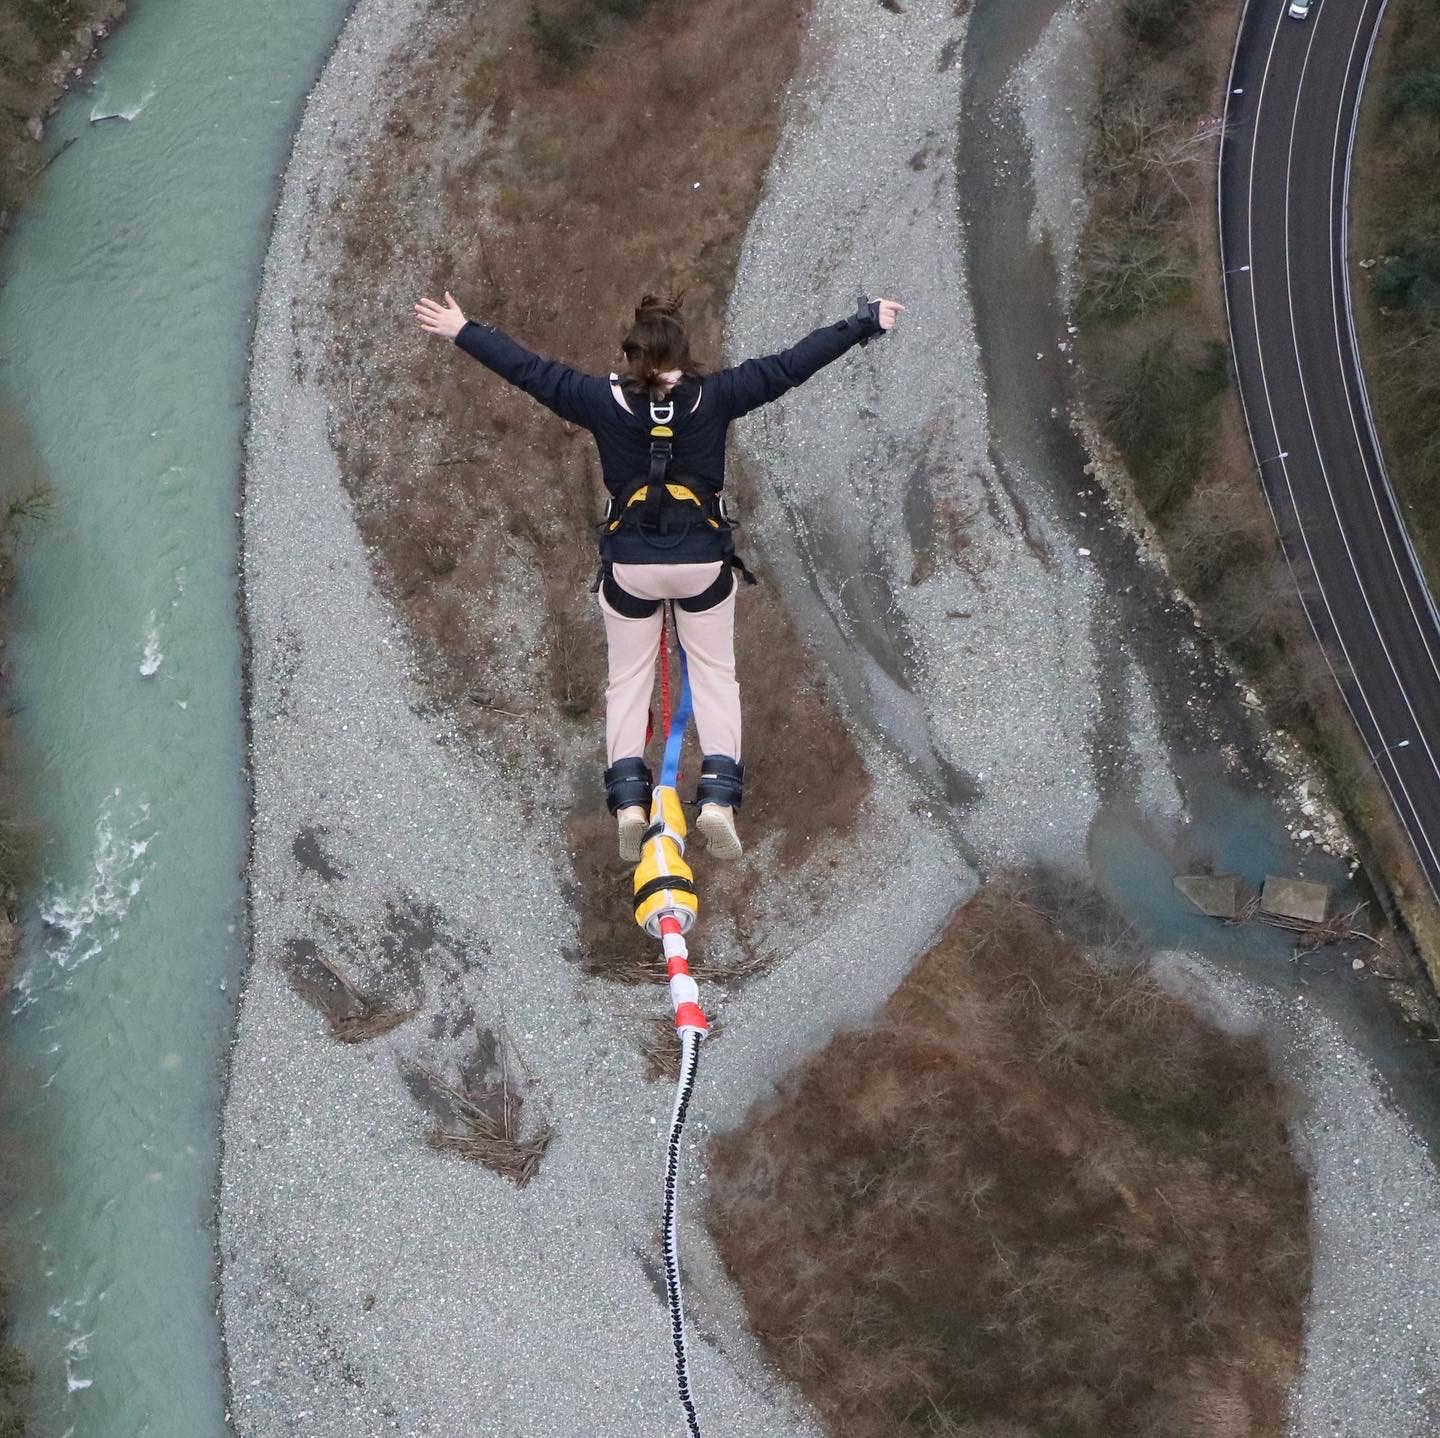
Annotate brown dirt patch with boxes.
[708,876,1311,1438]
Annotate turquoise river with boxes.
[0,1,351,1432]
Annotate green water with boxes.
[0,1,351,1432]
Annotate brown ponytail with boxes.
[621,292,694,396]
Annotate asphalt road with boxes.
[1220,0,1440,899]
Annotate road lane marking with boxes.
[1277,0,1440,877]
[1226,0,1440,892]
[1323,0,1440,690]
[1332,0,1440,644]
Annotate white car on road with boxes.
[1289,0,1313,18]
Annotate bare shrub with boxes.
[565,807,663,983]
[0,1301,28,1436]
[1099,337,1229,517]
[708,878,1310,1438]
[1354,0,1440,579]
[403,1030,554,1186]
[635,1011,724,1082]
[1122,0,1200,48]
[637,1012,682,1082]
[565,803,777,987]
[279,939,416,1042]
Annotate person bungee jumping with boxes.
[414,288,904,863]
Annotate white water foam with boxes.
[62,1329,94,1392]
[139,609,163,678]
[40,790,154,970]
[88,85,156,125]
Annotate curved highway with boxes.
[1220,0,1440,901]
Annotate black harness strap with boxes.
[634,873,699,907]
[675,566,735,614]
[611,469,721,521]
[600,566,663,619]
[641,395,676,534]
[729,554,757,586]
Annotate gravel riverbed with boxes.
[226,2,964,1433]
[224,0,1440,1432]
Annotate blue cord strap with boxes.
[660,633,692,789]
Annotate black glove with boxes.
[846,294,886,346]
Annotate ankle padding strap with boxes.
[695,754,744,810]
[604,757,654,814]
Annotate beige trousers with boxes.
[598,561,741,766]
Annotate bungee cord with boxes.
[664,1025,703,1437]
[632,605,709,1436]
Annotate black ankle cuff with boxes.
[695,754,744,810]
[604,757,653,814]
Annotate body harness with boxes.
[593,384,755,619]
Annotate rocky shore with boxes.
[0,0,128,230]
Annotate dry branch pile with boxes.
[280,939,416,1043]
[405,1030,554,1187]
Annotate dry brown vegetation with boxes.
[1076,0,1349,718]
[708,878,1311,1438]
[403,1030,554,1186]
[0,6,112,1411]
[0,357,56,925]
[1075,0,1343,722]
[0,412,52,1438]
[1352,0,1440,579]
[1075,0,1440,981]
[322,0,869,974]
[636,1009,728,1082]
[280,937,417,1043]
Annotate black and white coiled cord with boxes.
[663,1027,703,1436]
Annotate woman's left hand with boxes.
[415,291,467,340]
[876,298,906,331]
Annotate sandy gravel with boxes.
[224,0,1440,1434]
[725,0,1195,873]
[226,4,966,1435]
[1011,0,1099,305]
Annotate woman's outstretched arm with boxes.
[415,291,606,428]
[713,297,905,419]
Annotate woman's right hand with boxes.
[876,298,906,331]
[415,291,467,340]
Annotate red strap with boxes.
[658,604,672,740]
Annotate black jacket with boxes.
[454,309,882,562]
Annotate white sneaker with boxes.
[617,805,647,864]
[696,803,743,861]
